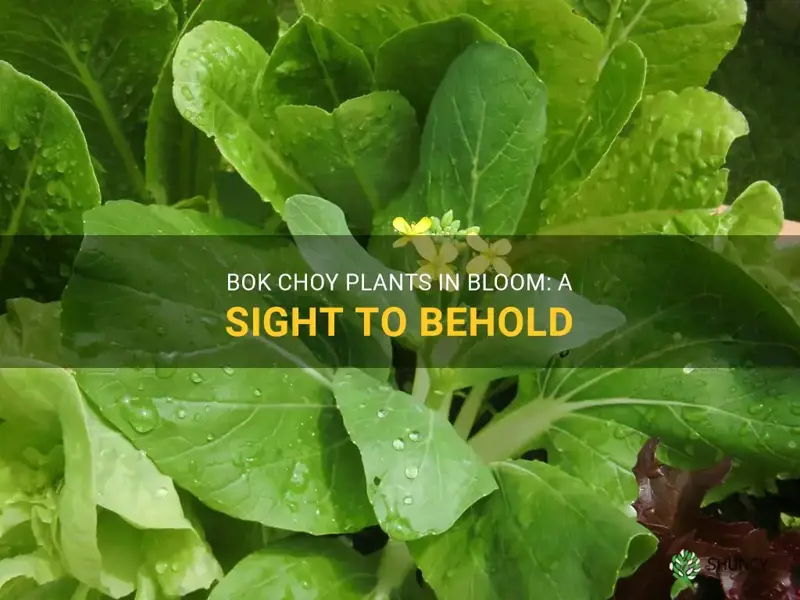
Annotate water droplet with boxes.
[747,403,765,415]
[253,388,262,397]
[377,408,387,418]
[682,364,695,374]
[154,352,178,378]
[5,132,20,150]
[403,495,413,505]
[190,372,203,384]
[155,562,168,574]
[120,396,160,434]
[177,408,187,419]
[180,85,195,101]
[789,441,797,450]
[206,434,215,442]
[405,466,418,479]
[408,431,421,442]
[392,439,405,450]
[222,366,234,375]
[155,487,169,498]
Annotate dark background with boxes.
[710,0,800,220]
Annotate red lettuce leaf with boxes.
[613,438,800,600]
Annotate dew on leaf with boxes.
[682,364,695,374]
[377,408,387,418]
[120,396,160,434]
[408,431,421,442]
[405,466,418,479]
[222,366,234,375]
[403,495,413,505]
[190,372,203,384]
[392,439,405,450]
[177,409,187,420]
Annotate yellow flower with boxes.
[413,236,458,283]
[466,235,512,275]
[392,216,432,247]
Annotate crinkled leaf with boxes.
[0,367,222,597]
[408,42,547,234]
[274,92,419,232]
[617,439,800,600]
[0,62,100,246]
[0,0,177,201]
[260,15,372,114]
[146,0,279,204]
[574,0,746,94]
[208,537,378,600]
[333,368,497,540]
[410,460,656,600]
[172,21,315,211]
[524,41,646,232]
[374,15,505,124]
[541,88,748,233]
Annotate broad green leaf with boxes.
[444,281,626,388]
[409,460,656,600]
[374,15,505,123]
[540,88,748,233]
[146,0,280,204]
[585,0,746,94]
[208,537,377,600]
[465,0,606,157]
[410,42,547,235]
[75,367,375,536]
[57,201,375,534]
[0,0,177,201]
[274,92,419,231]
[468,236,800,507]
[172,21,315,211]
[283,195,424,344]
[260,15,373,114]
[523,41,646,232]
[0,62,100,275]
[297,0,464,59]
[333,369,497,540]
[0,578,78,600]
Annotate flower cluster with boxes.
[392,211,512,283]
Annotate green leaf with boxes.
[333,369,497,540]
[260,15,373,114]
[540,88,748,233]
[75,365,374,535]
[445,281,626,387]
[591,0,746,94]
[523,40,646,232]
[468,237,800,507]
[374,15,505,124]
[297,0,462,59]
[0,299,64,366]
[409,42,547,234]
[0,367,222,597]
[0,62,101,274]
[172,21,315,211]
[0,552,62,590]
[0,0,177,201]
[146,0,280,204]
[208,537,377,600]
[283,194,424,345]
[409,460,656,600]
[466,0,606,157]
[274,92,419,231]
